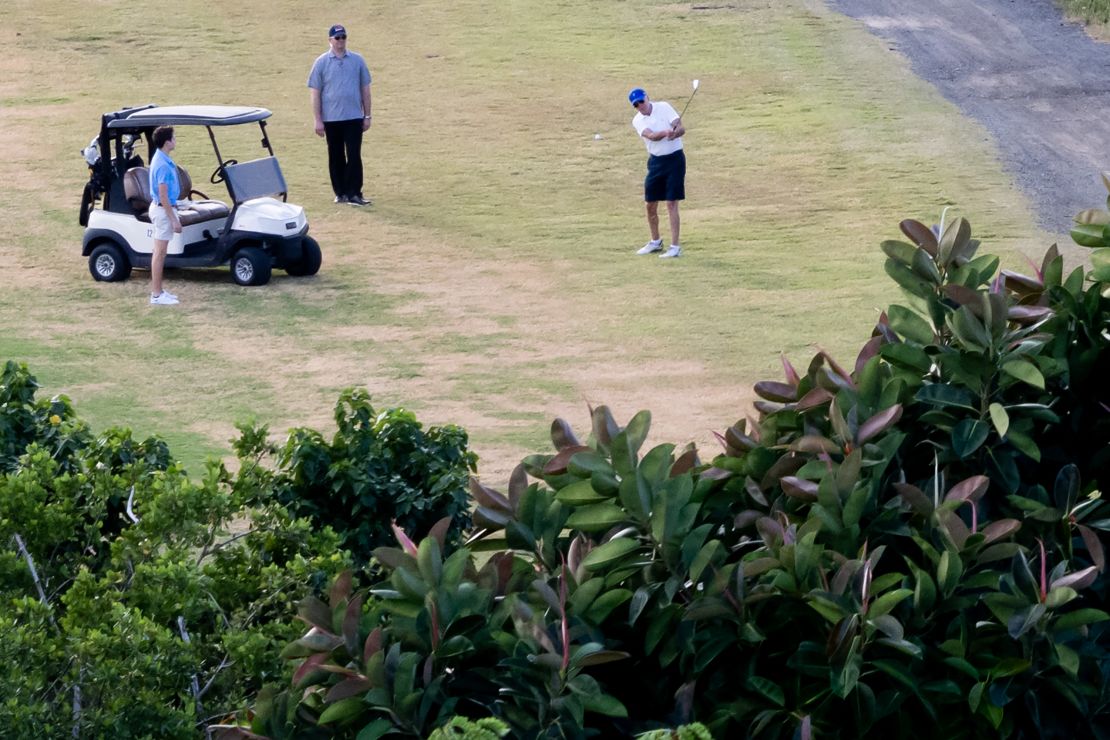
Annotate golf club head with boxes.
[692,79,700,90]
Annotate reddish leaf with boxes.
[980,518,1021,544]
[701,466,732,481]
[297,597,335,634]
[938,510,970,550]
[725,425,758,452]
[818,350,855,389]
[781,354,801,385]
[1000,270,1044,296]
[293,653,329,687]
[427,517,452,550]
[363,627,383,664]
[329,571,353,609]
[469,478,513,511]
[756,517,785,548]
[855,336,882,375]
[893,483,932,517]
[900,218,938,256]
[508,463,529,510]
[754,380,798,403]
[670,448,698,476]
[734,510,762,529]
[1050,565,1098,591]
[325,676,373,703]
[1079,524,1106,572]
[391,521,419,556]
[790,435,840,454]
[551,418,581,450]
[1040,243,1060,277]
[1008,305,1053,325]
[857,405,903,444]
[943,284,984,312]
[944,475,990,504]
[781,476,819,502]
[754,400,787,416]
[796,387,834,412]
[343,594,364,654]
[542,444,592,475]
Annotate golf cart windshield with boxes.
[224,157,287,203]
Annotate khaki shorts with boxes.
[148,202,177,241]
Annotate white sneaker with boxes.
[637,239,663,255]
[150,291,179,306]
[161,290,178,301]
[659,245,682,259]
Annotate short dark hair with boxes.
[153,126,175,150]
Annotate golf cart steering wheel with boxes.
[210,159,238,184]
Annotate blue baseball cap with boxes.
[628,88,647,106]
[329,24,347,38]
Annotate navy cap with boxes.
[329,24,347,38]
[628,88,647,105]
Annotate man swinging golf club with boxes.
[630,85,690,259]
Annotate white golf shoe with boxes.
[150,291,179,306]
[659,245,682,259]
[636,239,663,255]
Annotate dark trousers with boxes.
[323,119,365,198]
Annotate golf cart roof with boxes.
[106,105,272,129]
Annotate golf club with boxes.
[678,79,700,120]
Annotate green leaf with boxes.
[610,410,651,476]
[582,538,640,571]
[1053,608,1110,632]
[880,343,932,372]
[948,305,991,352]
[583,692,629,718]
[881,240,920,266]
[885,259,934,299]
[1071,222,1106,247]
[556,478,610,506]
[868,588,912,618]
[915,384,977,411]
[951,419,989,459]
[356,719,394,740]
[746,676,785,707]
[585,589,633,624]
[318,697,367,725]
[689,540,725,584]
[988,403,1009,437]
[888,306,935,345]
[566,502,628,532]
[990,658,1032,678]
[1001,360,1045,389]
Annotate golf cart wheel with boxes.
[285,236,322,277]
[88,242,132,282]
[231,246,272,286]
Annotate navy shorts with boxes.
[644,150,686,202]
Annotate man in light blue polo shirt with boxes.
[148,125,181,305]
[308,23,373,207]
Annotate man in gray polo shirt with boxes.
[308,24,373,206]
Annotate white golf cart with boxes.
[79,104,321,286]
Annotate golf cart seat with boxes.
[122,166,230,224]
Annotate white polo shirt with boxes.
[632,101,683,157]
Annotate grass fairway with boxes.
[0,1,1054,481]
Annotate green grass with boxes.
[1059,0,1110,23]
[0,0,1062,481]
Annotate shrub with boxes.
[252,211,1107,739]
[0,364,349,737]
[257,389,477,566]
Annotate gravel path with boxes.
[826,0,1110,234]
